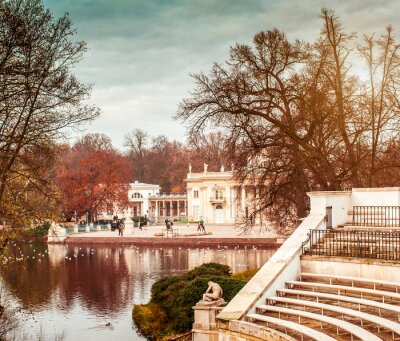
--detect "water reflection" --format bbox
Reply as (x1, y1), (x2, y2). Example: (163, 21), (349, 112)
(0, 242), (277, 340)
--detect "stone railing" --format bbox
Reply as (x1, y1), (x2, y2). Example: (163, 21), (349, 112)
(149, 194), (187, 199)
(187, 171), (233, 179)
(209, 196), (225, 203)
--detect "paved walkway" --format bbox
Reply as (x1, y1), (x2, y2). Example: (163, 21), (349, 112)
(68, 223), (278, 239)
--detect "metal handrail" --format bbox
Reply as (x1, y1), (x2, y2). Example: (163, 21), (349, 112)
(302, 229), (400, 261)
(301, 232), (311, 254)
(352, 206), (400, 227)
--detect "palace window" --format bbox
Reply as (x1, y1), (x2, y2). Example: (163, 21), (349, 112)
(213, 189), (224, 200)
(193, 190), (199, 198)
(132, 192), (143, 198)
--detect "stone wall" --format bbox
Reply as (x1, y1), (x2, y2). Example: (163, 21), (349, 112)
(301, 255), (400, 282)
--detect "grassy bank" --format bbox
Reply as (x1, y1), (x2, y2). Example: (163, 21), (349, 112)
(132, 263), (259, 340)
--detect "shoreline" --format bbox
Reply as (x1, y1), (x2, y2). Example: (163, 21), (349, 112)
(63, 236), (281, 247)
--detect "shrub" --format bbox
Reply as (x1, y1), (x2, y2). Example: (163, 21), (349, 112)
(132, 304), (169, 338)
(24, 221), (51, 237)
(232, 268), (259, 282)
(133, 263), (246, 338)
(131, 216), (147, 223)
(176, 275), (246, 332)
(182, 262), (231, 280)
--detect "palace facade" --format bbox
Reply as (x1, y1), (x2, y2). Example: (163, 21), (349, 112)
(186, 164), (266, 225)
(99, 165), (266, 225)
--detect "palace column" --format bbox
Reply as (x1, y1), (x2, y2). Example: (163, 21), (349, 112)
(241, 186), (246, 213)
(154, 201), (158, 219)
(255, 187), (260, 225)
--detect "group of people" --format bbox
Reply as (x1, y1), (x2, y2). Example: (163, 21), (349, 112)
(111, 216), (206, 236)
(111, 216), (125, 236)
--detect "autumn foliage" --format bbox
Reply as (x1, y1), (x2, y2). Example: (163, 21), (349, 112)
(57, 134), (131, 220)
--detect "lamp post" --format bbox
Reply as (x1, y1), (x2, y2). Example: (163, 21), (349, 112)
(73, 210), (78, 233)
(85, 212), (90, 232)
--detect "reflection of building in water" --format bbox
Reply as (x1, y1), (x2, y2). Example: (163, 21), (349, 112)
(187, 248), (276, 273)
(2, 242), (279, 340)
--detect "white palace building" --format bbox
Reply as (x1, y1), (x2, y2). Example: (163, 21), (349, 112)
(186, 163), (265, 225)
(101, 164), (265, 225)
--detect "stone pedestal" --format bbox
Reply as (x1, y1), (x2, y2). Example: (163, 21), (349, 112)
(125, 219), (134, 234)
(47, 223), (68, 243)
(96, 224), (101, 231)
(73, 224), (78, 233)
(192, 299), (226, 341)
(85, 224), (90, 232)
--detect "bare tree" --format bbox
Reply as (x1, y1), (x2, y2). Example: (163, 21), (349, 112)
(124, 129), (149, 181)
(358, 26), (400, 186)
(176, 9), (400, 232)
(72, 133), (114, 154)
(0, 0), (99, 232)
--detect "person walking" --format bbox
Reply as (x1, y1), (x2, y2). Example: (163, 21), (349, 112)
(117, 219), (125, 237)
(111, 218), (118, 231)
(119, 220), (125, 237)
(199, 218), (205, 233)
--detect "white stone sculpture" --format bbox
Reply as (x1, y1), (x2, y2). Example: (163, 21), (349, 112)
(197, 281), (226, 307)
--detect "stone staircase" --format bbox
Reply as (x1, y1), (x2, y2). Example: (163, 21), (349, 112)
(244, 222), (400, 340)
(247, 273), (400, 340)
(211, 200), (400, 341)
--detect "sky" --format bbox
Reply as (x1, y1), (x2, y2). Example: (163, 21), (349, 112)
(43, 0), (400, 150)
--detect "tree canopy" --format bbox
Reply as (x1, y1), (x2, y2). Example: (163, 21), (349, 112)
(57, 134), (131, 221)
(0, 0), (99, 233)
(177, 9), (400, 227)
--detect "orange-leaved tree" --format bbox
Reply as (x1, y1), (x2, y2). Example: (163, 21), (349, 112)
(57, 134), (131, 222)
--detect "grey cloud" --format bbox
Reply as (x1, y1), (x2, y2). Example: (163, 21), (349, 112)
(43, 0), (400, 149)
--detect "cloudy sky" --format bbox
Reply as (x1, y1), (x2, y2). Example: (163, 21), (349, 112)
(43, 0), (400, 149)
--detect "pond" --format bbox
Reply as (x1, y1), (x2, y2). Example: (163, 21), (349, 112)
(0, 241), (278, 340)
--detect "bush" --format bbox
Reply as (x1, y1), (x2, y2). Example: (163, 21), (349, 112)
(182, 262), (231, 280)
(232, 268), (259, 282)
(132, 216), (147, 223)
(133, 263), (246, 338)
(24, 221), (51, 237)
(132, 304), (169, 338)
(175, 275), (246, 332)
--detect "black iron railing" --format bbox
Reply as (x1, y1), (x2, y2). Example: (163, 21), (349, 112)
(352, 206), (400, 227)
(302, 229), (400, 261)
